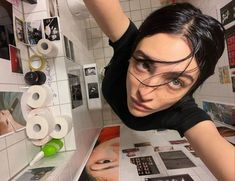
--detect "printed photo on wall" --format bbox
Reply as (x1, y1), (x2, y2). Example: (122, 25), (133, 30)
(15, 17), (26, 43)
(0, 92), (26, 136)
(225, 25), (235, 68)
(69, 40), (75, 61)
(26, 20), (43, 45)
(218, 66), (231, 84)
(203, 101), (235, 127)
(88, 82), (99, 99)
(43, 17), (60, 41)
(68, 73), (83, 109)
(63, 35), (70, 59)
(84, 67), (96, 76)
(231, 77), (235, 92)
(0, 1), (16, 60)
(9, 45), (23, 74)
(220, 0), (235, 26)
(79, 126), (120, 181)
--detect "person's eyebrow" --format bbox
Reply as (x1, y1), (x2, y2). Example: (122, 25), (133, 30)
(133, 50), (193, 64)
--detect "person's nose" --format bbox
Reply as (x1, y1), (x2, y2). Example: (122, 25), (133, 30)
(137, 83), (156, 101)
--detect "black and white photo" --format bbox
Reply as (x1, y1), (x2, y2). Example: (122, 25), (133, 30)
(88, 82), (99, 99)
(43, 17), (60, 41)
(85, 67), (96, 76)
(26, 20), (43, 45)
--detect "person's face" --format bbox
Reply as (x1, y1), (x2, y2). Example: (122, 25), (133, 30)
(127, 33), (200, 117)
(86, 137), (120, 181)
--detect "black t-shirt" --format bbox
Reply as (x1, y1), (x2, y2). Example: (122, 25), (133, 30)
(102, 21), (211, 137)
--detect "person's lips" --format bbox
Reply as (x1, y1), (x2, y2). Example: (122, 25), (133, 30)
(131, 97), (152, 111)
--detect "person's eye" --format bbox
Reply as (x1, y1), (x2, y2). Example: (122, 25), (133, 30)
(168, 79), (185, 89)
(96, 159), (111, 164)
(134, 59), (152, 73)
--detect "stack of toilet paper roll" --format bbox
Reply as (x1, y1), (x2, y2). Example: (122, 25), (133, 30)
(22, 85), (73, 146)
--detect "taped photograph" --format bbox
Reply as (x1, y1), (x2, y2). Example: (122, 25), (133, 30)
(43, 17), (60, 41)
(0, 92), (26, 136)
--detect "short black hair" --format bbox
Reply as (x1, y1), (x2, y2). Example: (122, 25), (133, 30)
(132, 2), (225, 94)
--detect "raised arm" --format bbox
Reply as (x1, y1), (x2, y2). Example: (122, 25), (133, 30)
(83, 0), (130, 42)
(185, 121), (235, 181)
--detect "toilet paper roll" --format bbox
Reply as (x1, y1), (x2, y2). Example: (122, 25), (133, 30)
(21, 91), (33, 122)
(36, 39), (58, 57)
(31, 136), (52, 146)
(26, 85), (51, 108)
(26, 108), (55, 139)
(50, 116), (73, 139)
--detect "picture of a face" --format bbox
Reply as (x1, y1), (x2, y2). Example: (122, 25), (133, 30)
(126, 33), (199, 117)
(79, 126), (120, 181)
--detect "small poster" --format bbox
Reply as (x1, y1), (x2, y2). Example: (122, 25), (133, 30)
(43, 17), (60, 41)
(9, 45), (23, 74)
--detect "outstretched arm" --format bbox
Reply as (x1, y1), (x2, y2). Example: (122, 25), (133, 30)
(185, 121), (235, 181)
(83, 0), (130, 42)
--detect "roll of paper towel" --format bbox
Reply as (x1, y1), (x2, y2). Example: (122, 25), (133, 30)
(36, 39), (58, 57)
(26, 85), (51, 108)
(26, 108), (55, 139)
(50, 116), (73, 139)
(31, 136), (52, 146)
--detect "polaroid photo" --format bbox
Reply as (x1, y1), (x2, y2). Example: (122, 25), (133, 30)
(43, 17), (60, 41)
